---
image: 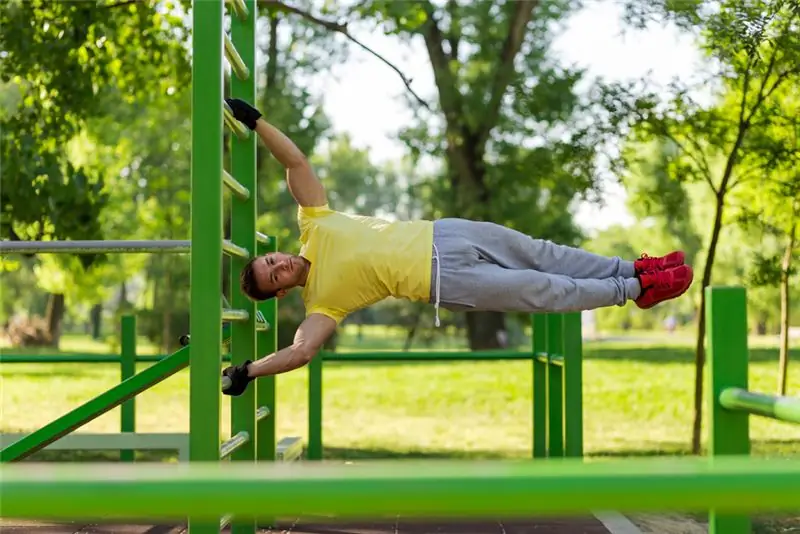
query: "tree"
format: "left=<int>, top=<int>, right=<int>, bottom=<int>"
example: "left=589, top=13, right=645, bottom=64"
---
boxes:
left=608, top=0, right=800, bottom=452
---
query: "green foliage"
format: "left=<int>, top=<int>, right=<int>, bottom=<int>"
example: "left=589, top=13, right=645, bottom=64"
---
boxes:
left=0, top=0, right=189, bottom=247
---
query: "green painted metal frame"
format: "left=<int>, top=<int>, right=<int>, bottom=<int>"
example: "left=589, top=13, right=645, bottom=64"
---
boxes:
left=0, top=346, right=191, bottom=462
left=2, top=456, right=800, bottom=521
left=307, top=312, right=583, bottom=461
left=706, top=285, right=800, bottom=534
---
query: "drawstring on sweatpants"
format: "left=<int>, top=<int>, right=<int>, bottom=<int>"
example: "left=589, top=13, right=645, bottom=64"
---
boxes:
left=432, top=243, right=441, bottom=327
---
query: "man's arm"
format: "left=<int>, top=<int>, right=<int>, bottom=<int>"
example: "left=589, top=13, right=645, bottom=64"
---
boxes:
left=225, top=98, right=326, bottom=207
left=246, top=313, right=336, bottom=377
left=253, top=118, right=327, bottom=208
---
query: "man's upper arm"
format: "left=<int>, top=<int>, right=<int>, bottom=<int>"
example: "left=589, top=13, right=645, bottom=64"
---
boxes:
left=286, top=162, right=327, bottom=208
left=293, top=313, right=337, bottom=357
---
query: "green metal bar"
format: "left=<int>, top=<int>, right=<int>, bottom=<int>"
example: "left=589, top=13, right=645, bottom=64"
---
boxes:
left=120, top=316, right=136, bottom=463
left=720, top=388, right=800, bottom=424
left=223, top=308, right=249, bottom=321
left=546, top=314, right=564, bottom=458
left=222, top=170, right=250, bottom=200
left=255, top=236, right=277, bottom=531
left=223, top=33, right=250, bottom=80
left=189, top=4, right=224, bottom=534
left=0, top=346, right=190, bottom=462
left=322, top=351, right=531, bottom=361
left=222, top=239, right=250, bottom=259
left=3, top=456, right=800, bottom=521
left=226, top=0, right=249, bottom=20
left=230, top=3, right=257, bottom=532
left=0, top=240, right=190, bottom=254
left=534, top=352, right=564, bottom=366
left=255, top=406, right=270, bottom=422
left=220, top=431, right=250, bottom=460
left=308, top=353, right=323, bottom=460
left=0, top=354, right=216, bottom=363
left=706, top=285, right=751, bottom=534
left=224, top=101, right=250, bottom=140
left=531, top=314, right=547, bottom=458
left=562, top=312, right=583, bottom=458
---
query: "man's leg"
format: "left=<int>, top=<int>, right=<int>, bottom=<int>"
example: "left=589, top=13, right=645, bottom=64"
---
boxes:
left=441, top=262, right=693, bottom=314
left=440, top=218, right=683, bottom=279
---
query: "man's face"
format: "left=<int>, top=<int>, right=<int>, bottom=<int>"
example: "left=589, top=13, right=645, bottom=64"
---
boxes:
left=252, top=252, right=305, bottom=297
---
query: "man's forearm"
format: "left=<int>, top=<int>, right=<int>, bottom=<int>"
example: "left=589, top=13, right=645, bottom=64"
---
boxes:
left=246, top=343, right=316, bottom=377
left=254, top=118, right=306, bottom=168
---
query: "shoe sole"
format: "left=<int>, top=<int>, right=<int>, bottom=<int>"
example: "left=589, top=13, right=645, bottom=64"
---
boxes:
left=636, top=266, right=694, bottom=310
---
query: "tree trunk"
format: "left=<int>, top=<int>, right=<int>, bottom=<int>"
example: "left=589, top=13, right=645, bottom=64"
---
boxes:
left=466, top=311, right=506, bottom=350
left=403, top=310, right=423, bottom=351
left=45, top=293, right=65, bottom=348
left=778, top=221, right=796, bottom=396
left=90, top=303, right=102, bottom=339
left=691, top=194, right=727, bottom=453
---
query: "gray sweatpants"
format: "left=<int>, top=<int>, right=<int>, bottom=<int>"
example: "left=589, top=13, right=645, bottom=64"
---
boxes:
left=429, top=218, right=641, bottom=314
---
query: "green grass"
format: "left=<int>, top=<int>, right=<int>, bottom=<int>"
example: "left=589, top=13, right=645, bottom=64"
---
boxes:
left=2, top=327, right=798, bottom=533
left=2, top=327, right=798, bottom=459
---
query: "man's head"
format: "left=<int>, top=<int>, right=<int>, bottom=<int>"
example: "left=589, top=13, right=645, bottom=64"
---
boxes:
left=240, top=252, right=309, bottom=301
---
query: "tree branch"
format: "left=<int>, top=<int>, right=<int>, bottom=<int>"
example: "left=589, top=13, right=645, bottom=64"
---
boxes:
left=660, top=128, right=718, bottom=194
left=476, top=0, right=538, bottom=147
left=259, top=0, right=431, bottom=110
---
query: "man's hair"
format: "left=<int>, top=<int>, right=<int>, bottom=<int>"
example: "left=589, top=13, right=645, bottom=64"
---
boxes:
left=240, top=256, right=277, bottom=301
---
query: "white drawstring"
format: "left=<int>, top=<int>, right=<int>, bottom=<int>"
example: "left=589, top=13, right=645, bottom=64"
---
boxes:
left=432, top=243, right=441, bottom=327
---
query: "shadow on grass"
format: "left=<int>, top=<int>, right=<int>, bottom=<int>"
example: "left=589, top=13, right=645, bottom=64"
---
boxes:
left=582, top=346, right=798, bottom=364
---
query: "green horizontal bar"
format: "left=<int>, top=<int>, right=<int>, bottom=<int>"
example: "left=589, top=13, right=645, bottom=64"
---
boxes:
left=222, top=239, right=250, bottom=259
left=256, top=232, right=270, bottom=245
left=223, top=33, right=250, bottom=80
left=0, top=240, right=190, bottom=255
left=222, top=308, right=249, bottom=322
left=0, top=354, right=231, bottom=364
left=256, top=406, right=271, bottom=421
left=2, top=457, right=799, bottom=520
left=321, top=351, right=531, bottom=362
left=534, top=352, right=564, bottom=367
left=219, top=431, right=250, bottom=459
left=222, top=170, right=250, bottom=200
left=223, top=101, right=250, bottom=140
left=226, top=0, right=248, bottom=19
left=0, top=347, right=191, bottom=462
left=720, top=388, right=800, bottom=424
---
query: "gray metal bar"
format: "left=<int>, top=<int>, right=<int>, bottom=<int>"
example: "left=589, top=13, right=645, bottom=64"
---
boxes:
left=256, top=232, right=270, bottom=245
left=720, top=387, right=800, bottom=424
left=226, top=0, right=249, bottom=20
left=0, top=240, right=190, bottom=255
left=223, top=101, right=250, bottom=140
left=219, top=431, right=250, bottom=459
left=222, top=170, right=250, bottom=200
left=222, top=239, right=249, bottom=259
left=256, top=406, right=271, bottom=421
left=223, top=33, right=250, bottom=81
left=222, top=308, right=249, bottom=322
left=256, top=321, right=269, bottom=332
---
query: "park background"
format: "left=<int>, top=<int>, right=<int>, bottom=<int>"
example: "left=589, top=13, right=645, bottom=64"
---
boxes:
left=0, top=0, right=798, bottom=530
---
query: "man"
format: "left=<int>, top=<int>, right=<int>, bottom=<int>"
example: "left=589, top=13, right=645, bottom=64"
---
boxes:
left=221, top=98, right=693, bottom=396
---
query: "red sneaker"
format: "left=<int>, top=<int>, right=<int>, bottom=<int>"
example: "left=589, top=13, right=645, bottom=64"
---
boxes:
left=635, top=264, right=694, bottom=309
left=634, top=251, right=685, bottom=274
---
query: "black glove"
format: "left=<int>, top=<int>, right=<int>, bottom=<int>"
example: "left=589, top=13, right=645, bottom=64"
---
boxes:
left=225, top=98, right=261, bottom=130
left=222, top=359, right=254, bottom=396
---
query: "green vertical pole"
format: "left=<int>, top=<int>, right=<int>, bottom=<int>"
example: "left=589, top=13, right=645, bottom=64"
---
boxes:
left=531, top=314, right=547, bottom=458
left=308, top=354, right=323, bottom=460
left=707, top=286, right=751, bottom=534
left=256, top=238, right=277, bottom=531
left=120, top=315, right=136, bottom=463
left=190, top=1, right=223, bottom=532
left=546, top=313, right=564, bottom=458
left=562, top=312, right=583, bottom=458
left=229, top=2, right=256, bottom=533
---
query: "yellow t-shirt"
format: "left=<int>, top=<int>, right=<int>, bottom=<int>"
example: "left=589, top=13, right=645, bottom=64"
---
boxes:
left=297, top=204, right=433, bottom=324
